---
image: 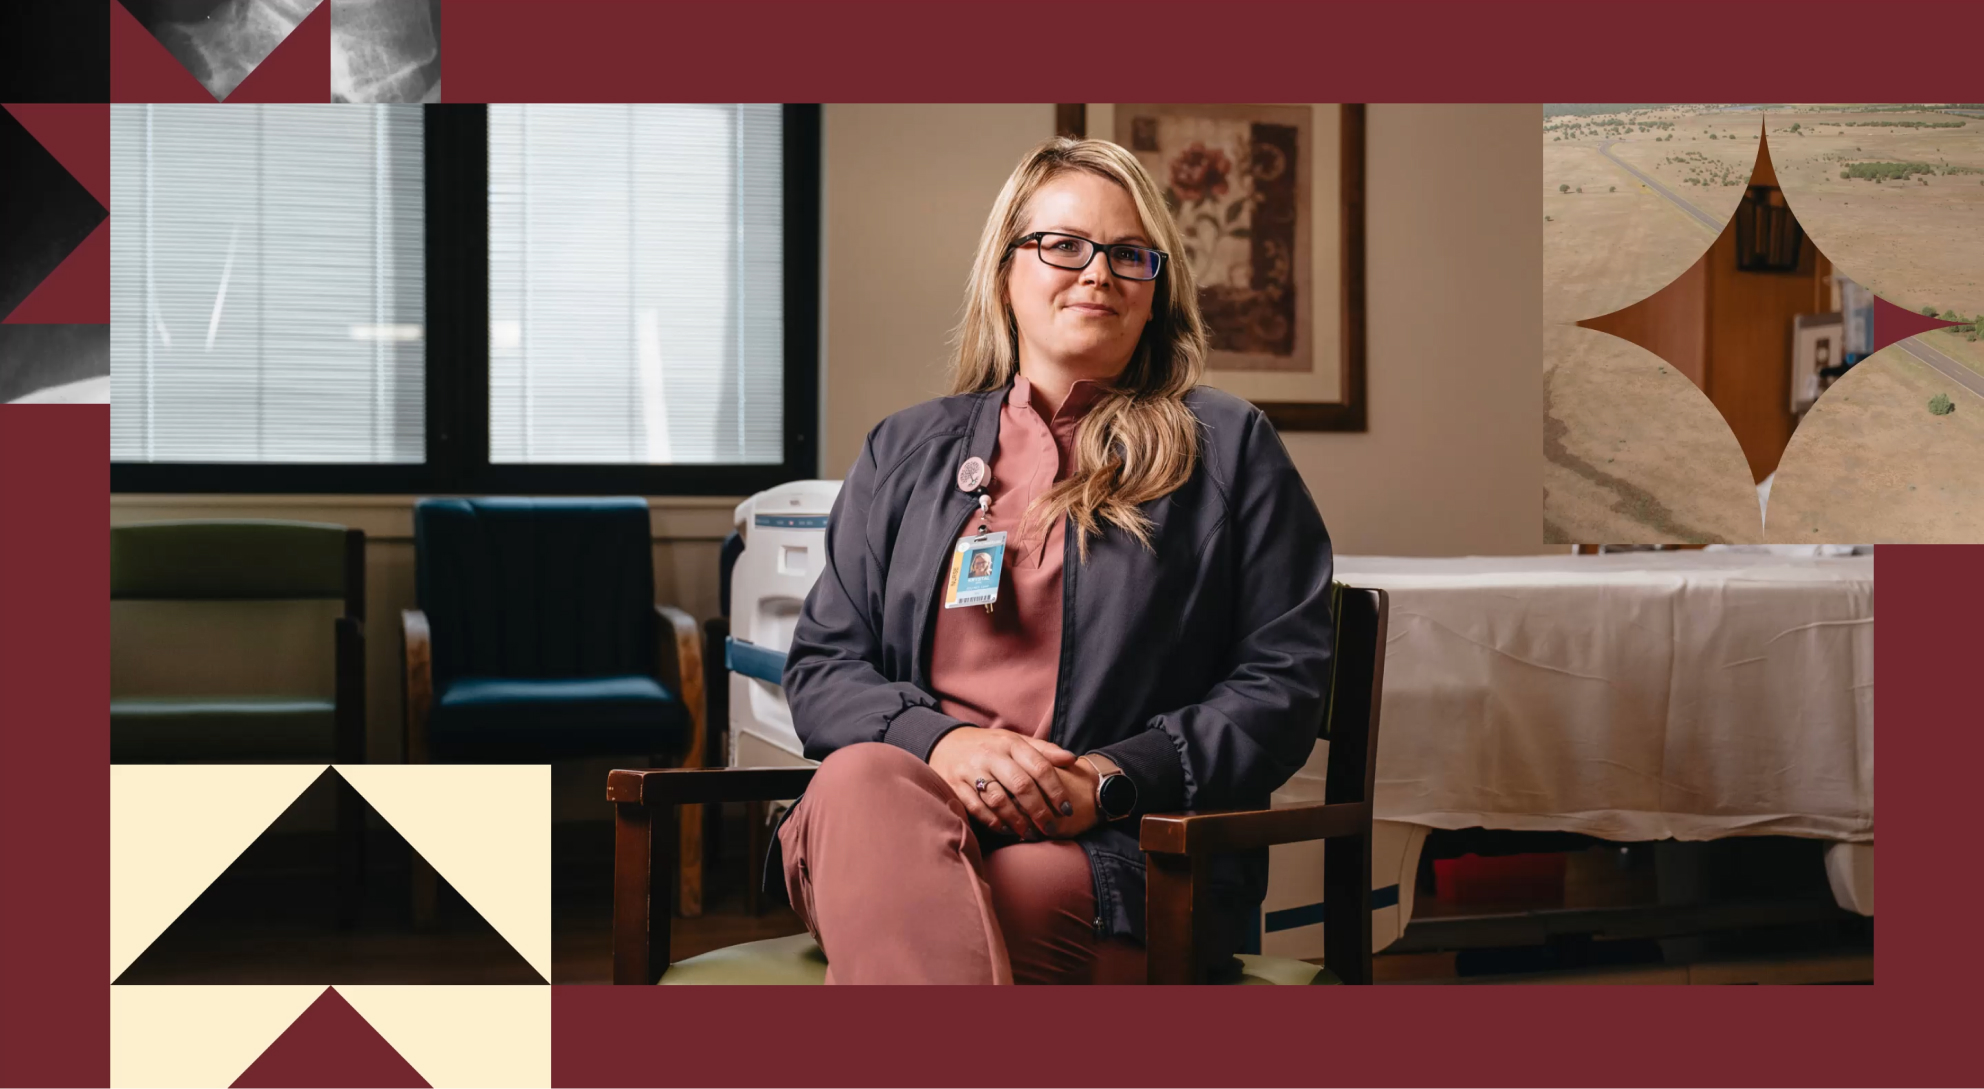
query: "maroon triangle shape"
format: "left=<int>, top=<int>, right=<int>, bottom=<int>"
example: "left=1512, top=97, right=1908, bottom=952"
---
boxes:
left=227, top=0, right=330, bottom=104
left=231, top=987, right=431, bottom=1089
left=109, top=0, right=216, bottom=103
left=3, top=219, right=107, bottom=325
left=1872, top=293, right=1964, bottom=356
left=1, top=103, right=108, bottom=208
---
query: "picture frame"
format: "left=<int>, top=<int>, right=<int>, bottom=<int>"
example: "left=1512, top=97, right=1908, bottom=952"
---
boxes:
left=1057, top=102, right=1366, bottom=432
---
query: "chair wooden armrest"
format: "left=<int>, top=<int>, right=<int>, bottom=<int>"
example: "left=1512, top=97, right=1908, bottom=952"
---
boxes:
left=1140, top=800, right=1376, bottom=985
left=1139, top=800, right=1372, bottom=855
left=653, top=605, right=709, bottom=917
left=401, top=609, right=431, bottom=764
left=609, top=766, right=819, bottom=984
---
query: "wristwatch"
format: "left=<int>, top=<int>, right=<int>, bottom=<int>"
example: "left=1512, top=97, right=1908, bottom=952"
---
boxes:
left=1081, top=753, right=1138, bottom=821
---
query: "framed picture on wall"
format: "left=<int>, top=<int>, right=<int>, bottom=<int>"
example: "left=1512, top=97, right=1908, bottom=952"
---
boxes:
left=1056, top=102, right=1366, bottom=432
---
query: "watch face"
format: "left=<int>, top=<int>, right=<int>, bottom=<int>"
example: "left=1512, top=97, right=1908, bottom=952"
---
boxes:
left=1099, top=773, right=1137, bottom=817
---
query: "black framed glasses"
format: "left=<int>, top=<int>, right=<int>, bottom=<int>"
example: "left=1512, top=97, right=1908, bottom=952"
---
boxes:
left=1008, top=231, right=1167, bottom=281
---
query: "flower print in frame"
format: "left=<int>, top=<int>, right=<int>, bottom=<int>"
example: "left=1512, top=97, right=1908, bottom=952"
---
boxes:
left=1059, top=103, right=1366, bottom=432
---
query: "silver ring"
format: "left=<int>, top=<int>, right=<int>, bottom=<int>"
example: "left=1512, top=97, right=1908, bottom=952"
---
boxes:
left=975, top=778, right=990, bottom=793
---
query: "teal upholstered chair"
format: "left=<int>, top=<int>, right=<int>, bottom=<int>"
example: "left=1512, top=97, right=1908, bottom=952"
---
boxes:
left=110, top=519, right=368, bottom=923
left=402, top=497, right=707, bottom=917
left=609, top=583, right=1390, bottom=985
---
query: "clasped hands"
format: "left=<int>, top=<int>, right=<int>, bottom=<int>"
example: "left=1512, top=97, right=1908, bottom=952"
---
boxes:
left=928, top=726, right=1101, bottom=840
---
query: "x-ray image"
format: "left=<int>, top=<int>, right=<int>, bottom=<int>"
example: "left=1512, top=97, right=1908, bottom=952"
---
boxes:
left=331, top=0, right=442, bottom=103
left=0, top=325, right=110, bottom=404
left=118, top=0, right=324, bottom=101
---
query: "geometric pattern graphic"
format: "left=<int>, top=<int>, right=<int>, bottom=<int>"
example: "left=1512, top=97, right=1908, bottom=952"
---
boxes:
left=1543, top=103, right=1760, bottom=326
left=229, top=987, right=431, bottom=1087
left=0, top=103, right=107, bottom=324
left=110, top=985, right=548, bottom=1088
left=1766, top=103, right=1984, bottom=320
left=337, top=987, right=549, bottom=1088
left=110, top=765, right=550, bottom=1087
left=1544, top=322, right=1766, bottom=544
left=1768, top=341, right=1984, bottom=541
left=111, top=764, right=550, bottom=982
left=113, top=768, right=544, bottom=984
left=112, top=0, right=326, bottom=103
left=110, top=764, right=329, bottom=982
left=1546, top=113, right=1984, bottom=543
left=336, top=765, right=551, bottom=981
left=112, top=985, right=326, bottom=1089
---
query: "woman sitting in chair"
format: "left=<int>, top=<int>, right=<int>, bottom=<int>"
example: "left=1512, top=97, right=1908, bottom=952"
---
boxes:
left=778, top=136, right=1336, bottom=984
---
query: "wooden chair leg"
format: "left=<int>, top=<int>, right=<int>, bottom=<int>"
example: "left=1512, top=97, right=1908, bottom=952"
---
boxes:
left=1323, top=831, right=1374, bottom=984
left=1145, top=850, right=1217, bottom=984
left=654, top=753, right=704, bottom=919
left=746, top=799, right=767, bottom=917
left=614, top=800, right=677, bottom=984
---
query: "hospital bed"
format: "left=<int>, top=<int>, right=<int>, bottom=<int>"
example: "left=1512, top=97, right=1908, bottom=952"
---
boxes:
left=1263, top=549, right=1874, bottom=961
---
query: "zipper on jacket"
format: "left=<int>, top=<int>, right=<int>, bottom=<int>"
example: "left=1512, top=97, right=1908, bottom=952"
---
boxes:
left=1046, top=513, right=1077, bottom=749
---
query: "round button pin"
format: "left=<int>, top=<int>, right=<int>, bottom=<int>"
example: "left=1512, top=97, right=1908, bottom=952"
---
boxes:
left=956, top=455, right=988, bottom=492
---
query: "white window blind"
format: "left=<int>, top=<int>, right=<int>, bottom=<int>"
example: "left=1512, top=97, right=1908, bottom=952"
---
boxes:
left=110, top=104, right=425, bottom=463
left=487, top=104, right=785, bottom=465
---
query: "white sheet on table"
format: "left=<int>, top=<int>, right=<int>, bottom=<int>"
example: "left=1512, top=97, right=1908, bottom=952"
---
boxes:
left=1327, top=553, right=1873, bottom=845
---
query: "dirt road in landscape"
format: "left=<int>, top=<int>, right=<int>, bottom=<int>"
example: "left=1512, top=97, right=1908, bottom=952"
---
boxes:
left=1897, top=336, right=1984, bottom=402
left=1598, top=139, right=1723, bottom=233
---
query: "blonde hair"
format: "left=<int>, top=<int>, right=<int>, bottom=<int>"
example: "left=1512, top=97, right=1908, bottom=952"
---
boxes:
left=951, top=137, right=1208, bottom=560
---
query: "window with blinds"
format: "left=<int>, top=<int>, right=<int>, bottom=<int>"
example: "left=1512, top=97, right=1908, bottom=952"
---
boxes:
left=487, top=104, right=785, bottom=465
left=109, top=104, right=425, bottom=464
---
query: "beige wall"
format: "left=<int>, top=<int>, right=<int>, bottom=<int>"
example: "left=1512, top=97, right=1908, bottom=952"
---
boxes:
left=821, top=103, right=1543, bottom=555
left=109, top=103, right=1544, bottom=818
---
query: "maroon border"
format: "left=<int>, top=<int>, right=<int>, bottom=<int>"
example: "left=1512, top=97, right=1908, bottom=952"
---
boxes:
left=442, top=0, right=1984, bottom=102
left=0, top=407, right=108, bottom=1088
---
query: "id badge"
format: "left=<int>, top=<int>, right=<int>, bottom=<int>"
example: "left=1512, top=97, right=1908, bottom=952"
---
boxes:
left=943, top=530, right=1007, bottom=609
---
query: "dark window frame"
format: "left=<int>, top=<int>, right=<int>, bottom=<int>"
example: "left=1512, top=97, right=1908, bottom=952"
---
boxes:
left=111, top=103, right=821, bottom=496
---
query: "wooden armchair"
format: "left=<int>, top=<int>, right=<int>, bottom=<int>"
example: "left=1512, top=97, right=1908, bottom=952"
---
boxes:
left=609, top=585, right=1389, bottom=985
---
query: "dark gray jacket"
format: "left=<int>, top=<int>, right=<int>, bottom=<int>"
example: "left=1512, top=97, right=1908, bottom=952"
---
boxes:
left=776, top=380, right=1335, bottom=962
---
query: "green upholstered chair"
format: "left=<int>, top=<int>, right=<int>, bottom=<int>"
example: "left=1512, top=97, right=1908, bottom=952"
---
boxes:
left=110, top=518, right=368, bottom=923
left=608, top=583, right=1390, bottom=985
left=402, top=497, right=708, bottom=919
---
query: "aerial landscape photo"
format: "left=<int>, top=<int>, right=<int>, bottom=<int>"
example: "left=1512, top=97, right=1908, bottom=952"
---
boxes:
left=1763, top=104, right=1984, bottom=320
left=1543, top=104, right=1761, bottom=323
left=1767, top=337, right=1984, bottom=541
left=1543, top=323, right=1764, bottom=545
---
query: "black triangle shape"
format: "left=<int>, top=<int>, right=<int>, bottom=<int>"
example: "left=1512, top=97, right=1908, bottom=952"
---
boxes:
left=0, top=106, right=106, bottom=323
left=116, top=767, right=546, bottom=984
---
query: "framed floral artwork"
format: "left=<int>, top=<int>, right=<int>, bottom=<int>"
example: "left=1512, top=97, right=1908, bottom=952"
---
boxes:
left=1057, top=103, right=1366, bottom=431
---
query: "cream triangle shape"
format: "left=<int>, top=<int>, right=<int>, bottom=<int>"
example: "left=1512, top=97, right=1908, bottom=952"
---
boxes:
left=111, top=984, right=326, bottom=1088
left=334, top=765, right=550, bottom=980
left=337, top=985, right=550, bottom=1088
left=110, top=764, right=330, bottom=981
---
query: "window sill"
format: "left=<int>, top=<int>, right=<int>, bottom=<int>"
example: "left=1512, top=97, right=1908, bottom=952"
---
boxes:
left=109, top=493, right=742, bottom=542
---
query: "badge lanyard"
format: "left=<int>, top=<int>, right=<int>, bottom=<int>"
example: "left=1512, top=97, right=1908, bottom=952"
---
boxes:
left=949, top=455, right=1001, bottom=614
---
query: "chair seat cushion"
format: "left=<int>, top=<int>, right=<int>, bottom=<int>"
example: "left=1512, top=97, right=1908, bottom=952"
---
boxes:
left=661, top=933, right=829, bottom=985
left=429, top=674, right=690, bottom=761
left=657, top=934, right=1341, bottom=985
left=110, top=696, right=337, bottom=762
